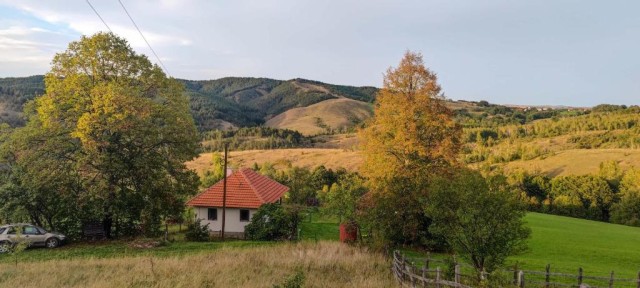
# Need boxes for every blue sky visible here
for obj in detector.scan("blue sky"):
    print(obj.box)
[0,0,638,107]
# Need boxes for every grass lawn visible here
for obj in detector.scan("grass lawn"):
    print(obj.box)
[0,238,275,264]
[299,209,340,241]
[404,212,640,281]
[510,212,640,278]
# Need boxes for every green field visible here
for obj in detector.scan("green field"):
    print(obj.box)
[299,210,340,241]
[511,212,640,278]
[0,239,274,264]
[4,212,640,281]
[301,211,640,278]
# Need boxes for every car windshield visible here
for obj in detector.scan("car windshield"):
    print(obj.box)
[36,226,47,234]
[0,227,5,234]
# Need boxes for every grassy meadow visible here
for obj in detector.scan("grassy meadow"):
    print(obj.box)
[511,212,640,278]
[3,210,640,286]
[188,149,363,174]
[402,212,640,280]
[504,148,640,176]
[0,241,395,288]
[265,98,373,136]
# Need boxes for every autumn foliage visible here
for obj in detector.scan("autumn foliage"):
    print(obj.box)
[357,51,462,247]
[359,51,462,189]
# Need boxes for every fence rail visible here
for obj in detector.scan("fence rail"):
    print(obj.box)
[392,251,640,288]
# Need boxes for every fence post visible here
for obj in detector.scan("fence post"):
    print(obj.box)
[578,267,583,286]
[513,262,519,285]
[518,270,525,288]
[609,271,614,288]
[408,265,416,288]
[436,267,441,288]
[401,254,407,281]
[422,262,427,286]
[637,271,640,288]
[545,264,550,288]
[455,264,461,284]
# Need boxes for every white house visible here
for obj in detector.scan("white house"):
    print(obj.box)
[186,168,289,238]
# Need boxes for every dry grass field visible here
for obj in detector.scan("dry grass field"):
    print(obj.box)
[188,148,362,174]
[265,98,373,136]
[503,149,640,176]
[188,146,640,177]
[0,241,396,288]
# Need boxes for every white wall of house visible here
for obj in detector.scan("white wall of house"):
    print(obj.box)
[194,207,256,233]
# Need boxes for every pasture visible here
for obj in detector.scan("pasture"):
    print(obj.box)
[188,149,363,174]
[511,212,640,278]
[0,241,395,288]
[404,212,640,280]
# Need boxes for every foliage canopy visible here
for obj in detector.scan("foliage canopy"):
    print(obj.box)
[0,32,199,237]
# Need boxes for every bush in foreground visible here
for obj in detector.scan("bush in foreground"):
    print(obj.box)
[185,219,210,242]
[245,203,302,241]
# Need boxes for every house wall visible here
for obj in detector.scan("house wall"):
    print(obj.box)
[194,207,256,233]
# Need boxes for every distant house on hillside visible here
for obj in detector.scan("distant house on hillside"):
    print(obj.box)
[186,168,289,238]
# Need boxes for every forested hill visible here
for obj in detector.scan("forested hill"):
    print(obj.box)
[183,77,377,130]
[0,76,377,130]
[0,75,45,127]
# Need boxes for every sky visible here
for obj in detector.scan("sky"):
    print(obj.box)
[0,0,638,107]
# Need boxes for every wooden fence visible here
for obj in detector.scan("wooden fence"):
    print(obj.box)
[392,250,473,288]
[393,251,640,288]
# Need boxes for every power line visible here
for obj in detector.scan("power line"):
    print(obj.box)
[86,0,113,33]
[117,0,171,77]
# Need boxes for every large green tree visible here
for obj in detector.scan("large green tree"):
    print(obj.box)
[357,51,462,247]
[426,168,530,275]
[1,32,199,237]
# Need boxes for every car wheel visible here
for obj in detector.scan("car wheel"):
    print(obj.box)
[45,238,59,249]
[0,241,10,253]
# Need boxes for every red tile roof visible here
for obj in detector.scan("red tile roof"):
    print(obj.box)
[186,168,289,209]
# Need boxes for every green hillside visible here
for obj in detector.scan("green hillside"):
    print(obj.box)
[183,77,377,129]
[512,212,640,278]
[0,75,45,126]
[0,76,377,130]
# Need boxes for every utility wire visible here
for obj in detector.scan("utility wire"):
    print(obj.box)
[86,0,113,33]
[117,0,172,77]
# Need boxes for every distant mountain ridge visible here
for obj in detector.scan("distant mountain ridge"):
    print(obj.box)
[0,76,378,130]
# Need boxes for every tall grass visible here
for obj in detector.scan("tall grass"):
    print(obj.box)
[0,241,395,288]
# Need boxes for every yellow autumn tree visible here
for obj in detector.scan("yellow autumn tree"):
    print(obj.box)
[360,51,461,189]
[357,51,462,247]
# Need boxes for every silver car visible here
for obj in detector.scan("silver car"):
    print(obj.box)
[0,224,66,253]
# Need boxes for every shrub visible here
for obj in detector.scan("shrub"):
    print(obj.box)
[245,203,301,241]
[185,219,210,242]
[273,268,305,288]
[611,194,640,227]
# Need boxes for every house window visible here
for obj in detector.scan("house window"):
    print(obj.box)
[240,209,250,222]
[208,208,218,221]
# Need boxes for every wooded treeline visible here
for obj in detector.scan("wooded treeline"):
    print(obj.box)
[500,162,640,226]
[463,108,640,164]
[200,127,314,152]
[0,76,45,127]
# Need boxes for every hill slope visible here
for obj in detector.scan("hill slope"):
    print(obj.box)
[265,98,373,135]
[0,75,45,126]
[511,212,640,278]
[184,77,377,130]
[0,76,377,130]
